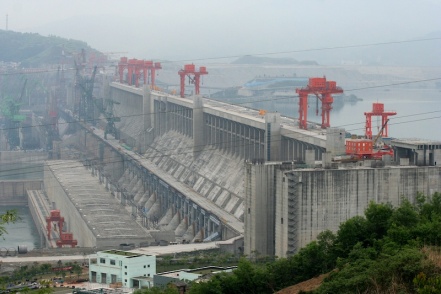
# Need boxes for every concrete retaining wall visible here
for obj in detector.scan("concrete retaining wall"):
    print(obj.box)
[0,180,42,205]
[275,166,441,257]
[0,151,48,164]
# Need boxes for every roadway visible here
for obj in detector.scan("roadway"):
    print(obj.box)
[0,241,219,263]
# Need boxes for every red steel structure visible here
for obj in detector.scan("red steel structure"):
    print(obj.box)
[143,61,162,87]
[178,64,208,98]
[46,210,78,248]
[117,57,162,88]
[295,77,343,129]
[364,103,397,139]
[118,57,128,83]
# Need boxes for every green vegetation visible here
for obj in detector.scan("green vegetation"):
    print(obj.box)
[4,192,441,293]
[0,209,18,237]
[0,260,84,293]
[134,286,179,294]
[0,29,99,67]
[163,192,441,294]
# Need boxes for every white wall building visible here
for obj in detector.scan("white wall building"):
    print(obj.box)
[89,250,156,289]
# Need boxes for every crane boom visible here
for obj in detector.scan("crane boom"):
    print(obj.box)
[373,119,389,147]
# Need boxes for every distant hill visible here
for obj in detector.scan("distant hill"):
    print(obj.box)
[291,31,441,66]
[0,30,102,67]
[232,55,318,65]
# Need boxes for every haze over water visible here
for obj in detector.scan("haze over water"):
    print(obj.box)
[269,88,441,141]
[327,88,440,141]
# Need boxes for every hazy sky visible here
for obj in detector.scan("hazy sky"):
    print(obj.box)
[1,0,440,62]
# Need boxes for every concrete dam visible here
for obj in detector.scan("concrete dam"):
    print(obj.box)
[19,77,440,254]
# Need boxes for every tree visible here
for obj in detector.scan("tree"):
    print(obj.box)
[334,216,369,257]
[414,272,441,294]
[0,210,18,237]
[72,263,83,281]
[364,201,393,241]
[39,264,52,274]
[134,285,179,294]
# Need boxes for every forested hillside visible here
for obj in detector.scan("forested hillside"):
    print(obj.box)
[0,29,99,67]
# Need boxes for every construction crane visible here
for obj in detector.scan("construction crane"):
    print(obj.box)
[295,77,343,129]
[373,119,390,147]
[178,64,208,98]
[45,87,60,150]
[100,98,120,140]
[75,62,97,123]
[346,113,394,160]
[1,78,27,149]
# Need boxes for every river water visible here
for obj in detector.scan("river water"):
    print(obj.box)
[0,205,40,250]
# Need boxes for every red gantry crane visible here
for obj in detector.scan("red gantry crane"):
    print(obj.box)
[178,64,208,98]
[364,102,397,139]
[46,210,78,248]
[295,77,343,129]
[143,60,162,88]
[117,57,162,88]
[345,103,396,160]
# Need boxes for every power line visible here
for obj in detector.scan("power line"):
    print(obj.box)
[1,114,439,180]
[0,76,440,134]
[167,37,441,63]
[1,36,440,78]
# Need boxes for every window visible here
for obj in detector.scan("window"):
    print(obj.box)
[143,265,146,268]
[281,218,284,224]
[110,259,115,265]
[148,265,150,268]
[124,272,127,275]
[124,265,127,269]
[124,279,127,282]
[100,258,105,264]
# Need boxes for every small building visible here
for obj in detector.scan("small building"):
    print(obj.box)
[89,250,156,289]
[391,139,441,166]
[154,266,236,289]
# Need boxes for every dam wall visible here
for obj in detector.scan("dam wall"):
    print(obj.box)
[0,180,42,205]
[27,190,51,248]
[0,151,48,164]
